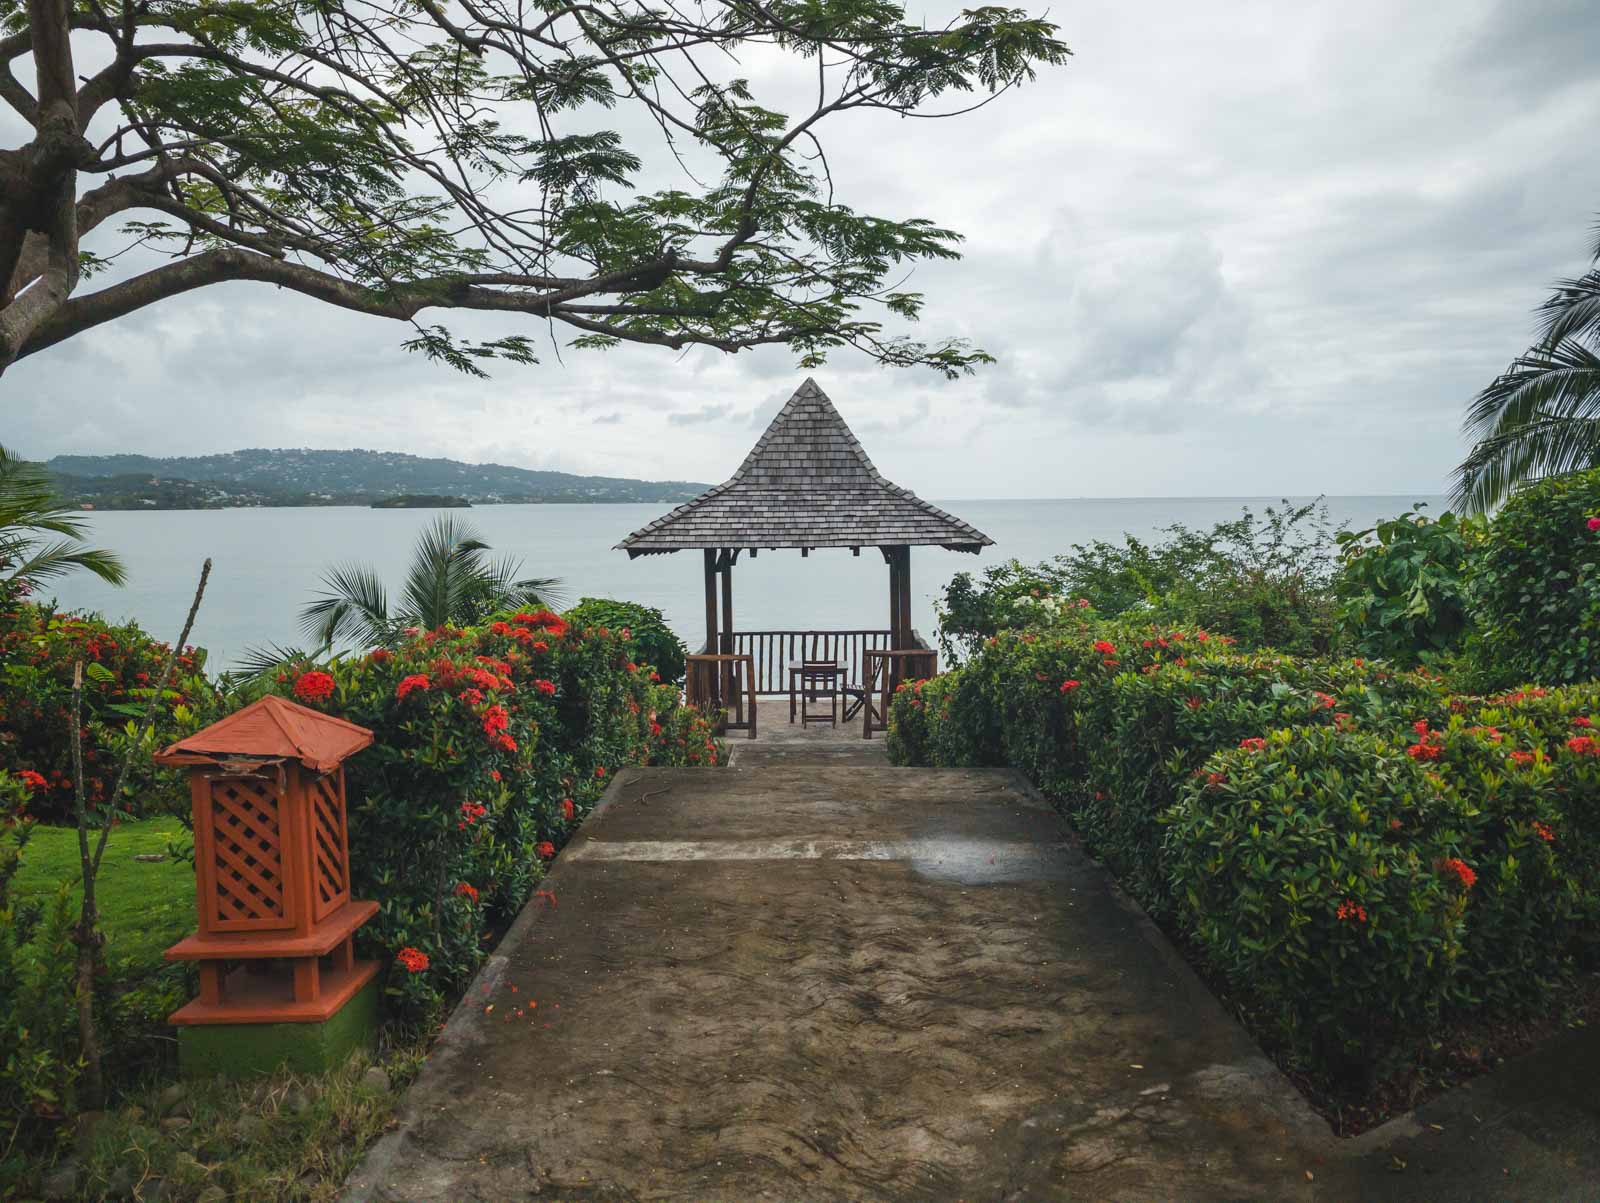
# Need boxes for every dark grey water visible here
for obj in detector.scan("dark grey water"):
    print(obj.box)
[41,497,1442,669]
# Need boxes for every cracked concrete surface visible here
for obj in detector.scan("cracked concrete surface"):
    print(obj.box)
[346,750,1600,1202]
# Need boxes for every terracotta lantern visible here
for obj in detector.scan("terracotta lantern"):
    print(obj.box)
[156,695,380,1027]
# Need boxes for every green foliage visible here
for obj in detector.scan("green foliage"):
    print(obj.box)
[1469,468,1600,686]
[1334,507,1484,664]
[563,597,688,685]
[937,501,1341,663]
[0,602,211,823]
[230,610,722,1022]
[0,771,83,1167]
[1165,728,1468,1083]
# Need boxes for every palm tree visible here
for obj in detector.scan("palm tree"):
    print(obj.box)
[298,514,564,650]
[1453,222,1600,512]
[0,444,125,591]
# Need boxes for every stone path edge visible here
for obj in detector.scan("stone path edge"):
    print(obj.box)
[341,765,647,1202]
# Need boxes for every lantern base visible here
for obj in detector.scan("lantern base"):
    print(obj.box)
[177,974,381,1079]
[170,957,380,1026]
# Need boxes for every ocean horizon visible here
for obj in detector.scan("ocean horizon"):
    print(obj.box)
[43,495,1447,671]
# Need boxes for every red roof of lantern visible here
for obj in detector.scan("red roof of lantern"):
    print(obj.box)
[155,694,373,772]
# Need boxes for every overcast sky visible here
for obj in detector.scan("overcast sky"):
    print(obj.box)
[6,0,1599,498]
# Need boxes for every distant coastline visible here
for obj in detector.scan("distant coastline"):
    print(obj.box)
[46,447,709,511]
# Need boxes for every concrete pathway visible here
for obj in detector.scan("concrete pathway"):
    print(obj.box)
[348,737,1600,1201]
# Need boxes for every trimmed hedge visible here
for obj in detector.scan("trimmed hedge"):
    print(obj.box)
[888,624,1600,1083]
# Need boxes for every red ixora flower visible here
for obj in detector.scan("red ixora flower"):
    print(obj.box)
[1060,679,1081,693]
[536,841,556,860]
[1336,899,1368,924]
[1092,640,1117,655]
[396,674,432,701]
[367,648,392,664]
[1509,750,1535,767]
[1566,735,1600,756]
[292,670,335,703]
[459,800,488,829]
[454,881,480,904]
[595,765,607,779]
[1441,857,1477,890]
[482,704,510,737]
[1532,820,1556,843]
[1239,737,1267,752]
[17,769,47,792]
[1587,516,1600,531]
[1406,741,1443,761]
[1573,716,1593,728]
[396,946,430,973]
[534,678,556,696]
[562,797,576,821]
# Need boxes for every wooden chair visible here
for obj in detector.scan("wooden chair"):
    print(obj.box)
[798,661,840,726]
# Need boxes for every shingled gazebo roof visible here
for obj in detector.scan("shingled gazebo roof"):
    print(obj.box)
[618,379,993,556]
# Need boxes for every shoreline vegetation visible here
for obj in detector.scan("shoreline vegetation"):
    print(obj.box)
[42,448,710,511]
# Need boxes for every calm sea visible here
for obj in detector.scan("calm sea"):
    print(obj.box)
[40,497,1443,671]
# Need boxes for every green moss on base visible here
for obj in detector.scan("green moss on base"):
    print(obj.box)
[179,977,380,1078]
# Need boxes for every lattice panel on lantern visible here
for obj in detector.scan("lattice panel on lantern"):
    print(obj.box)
[207,776,291,931]
[309,772,350,923]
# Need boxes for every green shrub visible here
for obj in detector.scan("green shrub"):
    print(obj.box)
[1164,727,1468,1083]
[1472,468,1600,685]
[563,596,688,685]
[0,771,82,1164]
[0,602,213,822]
[235,609,721,1021]
[1335,507,1483,665]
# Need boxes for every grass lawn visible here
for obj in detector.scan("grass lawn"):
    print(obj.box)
[11,815,195,974]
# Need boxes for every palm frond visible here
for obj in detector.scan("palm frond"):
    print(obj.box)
[225,642,311,684]
[299,562,390,647]
[5,537,127,586]
[0,444,127,586]
[1452,337,1600,511]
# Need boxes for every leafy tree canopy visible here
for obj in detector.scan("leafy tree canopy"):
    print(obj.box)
[0,0,1070,377]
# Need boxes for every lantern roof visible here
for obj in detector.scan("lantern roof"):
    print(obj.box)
[155,694,373,772]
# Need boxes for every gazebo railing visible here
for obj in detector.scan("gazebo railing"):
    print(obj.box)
[695,629,933,695]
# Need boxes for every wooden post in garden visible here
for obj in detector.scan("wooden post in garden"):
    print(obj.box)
[155,695,382,1076]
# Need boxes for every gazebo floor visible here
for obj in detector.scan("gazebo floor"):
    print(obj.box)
[724,697,888,766]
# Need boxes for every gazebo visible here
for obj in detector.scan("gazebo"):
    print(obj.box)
[617,378,993,736]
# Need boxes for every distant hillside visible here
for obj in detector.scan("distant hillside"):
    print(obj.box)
[46,449,709,510]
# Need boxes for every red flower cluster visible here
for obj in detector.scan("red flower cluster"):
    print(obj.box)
[1060,679,1081,693]
[367,648,392,663]
[1510,750,1535,767]
[1335,898,1368,924]
[488,620,513,636]
[481,705,510,736]
[1092,640,1117,655]
[396,946,430,973]
[595,765,607,779]
[1566,735,1599,756]
[1406,720,1443,760]
[1239,737,1267,752]
[534,678,557,696]
[1573,716,1594,728]
[1587,516,1600,532]
[1532,820,1556,843]
[396,673,432,701]
[514,610,568,637]
[292,670,336,703]
[454,881,480,904]
[458,800,488,829]
[1313,692,1336,710]
[1441,857,1477,890]
[536,840,556,860]
[457,687,484,706]
[562,797,575,821]
[17,768,47,792]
